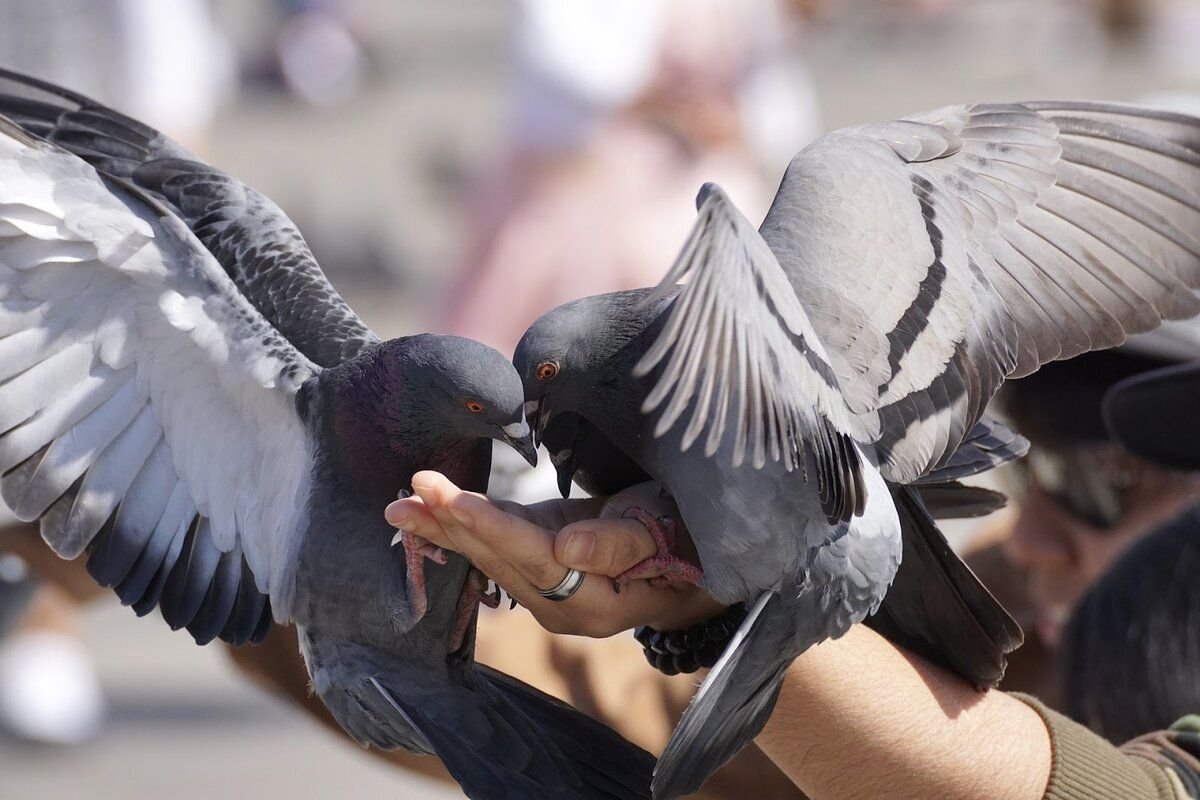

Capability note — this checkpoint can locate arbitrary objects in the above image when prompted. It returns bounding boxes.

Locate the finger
[599,481,676,520]
[410,472,569,603]
[409,471,487,550]
[531,573,724,638]
[384,496,458,551]
[445,491,569,591]
[554,519,659,577]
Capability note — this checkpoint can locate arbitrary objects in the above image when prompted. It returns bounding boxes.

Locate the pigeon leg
[395,531,449,623]
[448,569,492,653]
[614,507,704,592]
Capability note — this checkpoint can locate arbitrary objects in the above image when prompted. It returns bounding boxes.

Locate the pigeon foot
[614,507,704,592]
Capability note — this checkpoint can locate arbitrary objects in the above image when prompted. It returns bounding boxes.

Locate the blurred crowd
[1,1,1200,799]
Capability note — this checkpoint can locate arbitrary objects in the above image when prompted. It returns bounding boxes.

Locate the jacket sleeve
[1013,694,1184,800]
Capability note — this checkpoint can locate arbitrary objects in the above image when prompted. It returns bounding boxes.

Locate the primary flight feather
[0,69,653,800]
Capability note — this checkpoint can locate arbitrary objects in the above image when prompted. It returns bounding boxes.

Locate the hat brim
[1103,360,1200,470]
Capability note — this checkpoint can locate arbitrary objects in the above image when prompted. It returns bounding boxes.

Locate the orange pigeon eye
[536,361,559,381]
[465,400,485,413]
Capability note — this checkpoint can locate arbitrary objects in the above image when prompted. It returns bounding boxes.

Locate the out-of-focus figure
[959,322,1200,712]
[441,0,819,357]
[1061,503,1200,742]
[1056,351,1200,742]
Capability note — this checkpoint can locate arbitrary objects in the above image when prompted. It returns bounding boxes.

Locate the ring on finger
[536,568,586,602]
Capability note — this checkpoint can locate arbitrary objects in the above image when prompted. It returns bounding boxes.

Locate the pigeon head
[396,334,537,465]
[321,334,536,491]
[514,288,677,490]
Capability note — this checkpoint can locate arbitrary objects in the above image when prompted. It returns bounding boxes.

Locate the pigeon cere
[4,5,1200,800]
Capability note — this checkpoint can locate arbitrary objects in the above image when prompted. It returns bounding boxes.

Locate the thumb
[555,519,659,578]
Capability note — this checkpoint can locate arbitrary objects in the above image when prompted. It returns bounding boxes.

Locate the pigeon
[0,70,653,800]
[515,100,1200,798]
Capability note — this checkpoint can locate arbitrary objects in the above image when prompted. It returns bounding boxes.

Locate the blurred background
[2,1,1200,798]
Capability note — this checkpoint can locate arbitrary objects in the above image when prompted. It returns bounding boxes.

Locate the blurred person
[440,0,819,357]
[961,323,1200,708]
[0,0,231,745]
[1052,354,1200,742]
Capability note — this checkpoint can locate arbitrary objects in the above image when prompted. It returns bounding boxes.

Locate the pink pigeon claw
[613,507,705,593]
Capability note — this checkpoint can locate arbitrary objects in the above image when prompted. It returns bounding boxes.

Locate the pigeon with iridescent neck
[0,69,653,800]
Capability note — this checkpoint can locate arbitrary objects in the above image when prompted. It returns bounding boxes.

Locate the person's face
[1003,445,1200,648]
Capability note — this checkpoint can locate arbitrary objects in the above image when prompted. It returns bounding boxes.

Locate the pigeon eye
[536,361,559,381]
[465,400,485,414]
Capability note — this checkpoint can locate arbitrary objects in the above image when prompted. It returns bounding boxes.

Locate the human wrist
[635,604,746,676]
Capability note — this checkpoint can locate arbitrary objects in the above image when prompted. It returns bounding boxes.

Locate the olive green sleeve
[1012,694,1178,800]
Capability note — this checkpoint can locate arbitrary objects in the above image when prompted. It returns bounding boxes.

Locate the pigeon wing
[644,102,1200,488]
[634,184,870,524]
[0,67,379,368]
[0,119,317,645]
[764,101,1200,483]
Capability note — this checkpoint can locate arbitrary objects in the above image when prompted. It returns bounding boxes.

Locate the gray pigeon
[516,101,1200,798]
[0,70,653,800]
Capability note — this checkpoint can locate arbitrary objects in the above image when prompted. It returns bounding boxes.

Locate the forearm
[756,624,1051,800]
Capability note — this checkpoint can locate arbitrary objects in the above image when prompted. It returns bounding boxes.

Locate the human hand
[384,472,722,637]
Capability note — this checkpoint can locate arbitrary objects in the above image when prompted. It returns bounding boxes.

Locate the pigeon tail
[302,630,654,800]
[914,415,1030,485]
[865,485,1023,688]
[651,592,792,800]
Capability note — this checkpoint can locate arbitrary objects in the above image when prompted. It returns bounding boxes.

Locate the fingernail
[562,530,595,566]
[384,503,412,530]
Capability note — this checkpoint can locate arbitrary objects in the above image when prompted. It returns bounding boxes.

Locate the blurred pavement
[0,602,463,799]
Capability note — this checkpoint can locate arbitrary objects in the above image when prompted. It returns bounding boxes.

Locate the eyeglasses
[1008,445,1190,531]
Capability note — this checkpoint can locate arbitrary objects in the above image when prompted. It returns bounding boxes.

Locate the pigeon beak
[525,398,551,448]
[553,448,578,499]
[501,420,538,467]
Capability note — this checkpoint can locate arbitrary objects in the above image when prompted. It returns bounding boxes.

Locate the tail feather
[479,665,656,800]
[866,485,1023,687]
[384,666,655,800]
[915,480,1009,519]
[652,592,790,800]
[304,632,653,800]
[915,415,1029,485]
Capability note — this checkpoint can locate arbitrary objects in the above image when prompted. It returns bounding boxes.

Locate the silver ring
[537,568,585,602]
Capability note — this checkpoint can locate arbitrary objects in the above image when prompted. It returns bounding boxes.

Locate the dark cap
[1103,360,1200,471]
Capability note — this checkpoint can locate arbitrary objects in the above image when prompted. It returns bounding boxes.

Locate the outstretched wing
[642,101,1200,487]
[0,119,316,645]
[0,67,379,368]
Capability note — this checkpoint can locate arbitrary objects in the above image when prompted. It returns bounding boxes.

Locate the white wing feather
[0,124,315,628]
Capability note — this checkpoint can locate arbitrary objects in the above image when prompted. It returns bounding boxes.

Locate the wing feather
[635,185,875,522]
[0,67,379,368]
[0,118,314,645]
[641,101,1200,487]
[753,102,1200,482]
